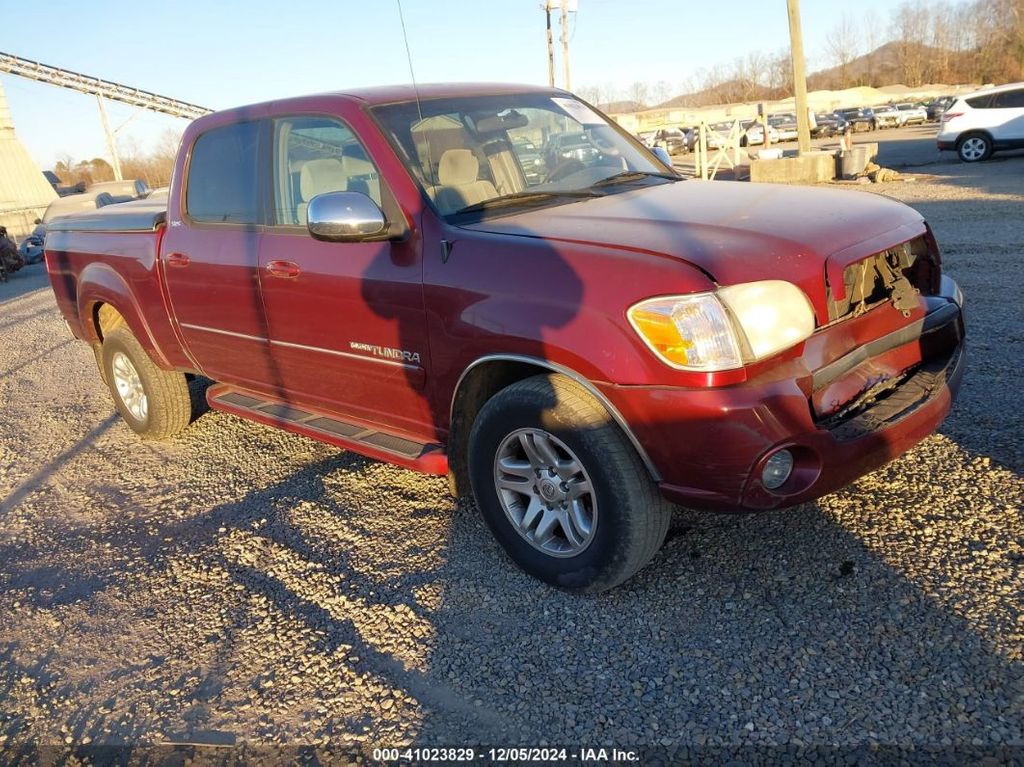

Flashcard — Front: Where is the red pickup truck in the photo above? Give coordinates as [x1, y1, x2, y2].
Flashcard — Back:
[45, 84, 965, 591]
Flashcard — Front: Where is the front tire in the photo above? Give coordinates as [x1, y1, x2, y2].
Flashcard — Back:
[101, 326, 192, 439]
[957, 133, 992, 162]
[468, 374, 671, 592]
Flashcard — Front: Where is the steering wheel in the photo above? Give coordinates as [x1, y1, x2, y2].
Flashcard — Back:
[544, 158, 587, 184]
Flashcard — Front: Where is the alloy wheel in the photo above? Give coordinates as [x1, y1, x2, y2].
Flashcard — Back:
[492, 428, 597, 557]
[111, 351, 148, 422]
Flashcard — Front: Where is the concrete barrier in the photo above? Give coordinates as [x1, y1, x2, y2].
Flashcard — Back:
[749, 150, 837, 184]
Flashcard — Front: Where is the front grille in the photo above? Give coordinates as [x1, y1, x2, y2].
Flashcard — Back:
[826, 236, 939, 322]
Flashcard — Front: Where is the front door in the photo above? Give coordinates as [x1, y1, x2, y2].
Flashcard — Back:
[257, 114, 433, 439]
[987, 87, 1024, 143]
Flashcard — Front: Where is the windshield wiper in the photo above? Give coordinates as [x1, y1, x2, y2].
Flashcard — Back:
[589, 170, 680, 188]
[453, 189, 604, 216]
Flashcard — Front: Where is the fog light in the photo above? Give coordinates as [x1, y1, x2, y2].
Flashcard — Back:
[762, 449, 794, 490]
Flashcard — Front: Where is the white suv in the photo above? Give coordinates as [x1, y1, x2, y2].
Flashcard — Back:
[937, 82, 1024, 162]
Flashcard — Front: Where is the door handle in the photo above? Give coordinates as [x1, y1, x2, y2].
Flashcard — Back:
[265, 260, 301, 278]
[166, 252, 190, 267]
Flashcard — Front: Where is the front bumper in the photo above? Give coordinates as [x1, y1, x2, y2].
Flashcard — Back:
[599, 280, 965, 511]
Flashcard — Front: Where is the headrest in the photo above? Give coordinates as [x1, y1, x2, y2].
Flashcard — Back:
[300, 158, 346, 200]
[342, 145, 375, 177]
[437, 149, 479, 186]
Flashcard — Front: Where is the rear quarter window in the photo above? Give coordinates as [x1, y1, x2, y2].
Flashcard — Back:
[966, 94, 994, 109]
[186, 121, 260, 224]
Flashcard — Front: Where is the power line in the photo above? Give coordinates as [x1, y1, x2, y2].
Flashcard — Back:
[0, 51, 211, 120]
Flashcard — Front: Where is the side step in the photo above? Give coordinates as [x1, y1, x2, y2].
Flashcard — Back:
[207, 384, 448, 475]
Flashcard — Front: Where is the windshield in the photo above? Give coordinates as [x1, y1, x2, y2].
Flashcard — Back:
[371, 92, 672, 217]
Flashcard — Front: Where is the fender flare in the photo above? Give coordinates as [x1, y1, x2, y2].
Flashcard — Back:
[450, 353, 660, 481]
[76, 261, 172, 368]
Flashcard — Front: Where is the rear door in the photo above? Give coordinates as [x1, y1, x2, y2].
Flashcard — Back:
[256, 113, 433, 439]
[161, 120, 277, 391]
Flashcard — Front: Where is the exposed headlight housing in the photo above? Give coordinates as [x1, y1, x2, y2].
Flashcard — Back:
[627, 280, 816, 372]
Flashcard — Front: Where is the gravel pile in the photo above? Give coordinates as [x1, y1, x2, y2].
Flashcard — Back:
[0, 159, 1020, 758]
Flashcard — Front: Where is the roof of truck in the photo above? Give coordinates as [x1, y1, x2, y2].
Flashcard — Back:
[334, 82, 561, 104]
[234, 83, 564, 112]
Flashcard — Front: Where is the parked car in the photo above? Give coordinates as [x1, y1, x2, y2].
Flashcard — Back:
[895, 103, 928, 125]
[926, 96, 955, 121]
[17, 230, 45, 265]
[511, 137, 546, 185]
[740, 121, 780, 146]
[706, 121, 741, 149]
[835, 107, 876, 132]
[680, 126, 699, 152]
[767, 114, 798, 142]
[872, 104, 903, 129]
[44, 84, 964, 592]
[543, 132, 601, 169]
[811, 113, 848, 138]
[40, 180, 148, 226]
[86, 179, 151, 198]
[650, 128, 688, 155]
[937, 81, 1024, 162]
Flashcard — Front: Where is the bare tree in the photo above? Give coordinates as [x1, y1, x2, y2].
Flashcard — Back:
[767, 48, 793, 97]
[891, 1, 930, 86]
[575, 85, 602, 106]
[628, 81, 649, 110]
[826, 13, 860, 89]
[860, 8, 885, 85]
[652, 80, 671, 107]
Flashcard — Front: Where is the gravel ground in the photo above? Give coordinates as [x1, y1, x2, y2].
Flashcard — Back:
[0, 158, 1021, 761]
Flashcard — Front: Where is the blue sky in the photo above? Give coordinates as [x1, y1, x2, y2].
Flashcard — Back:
[3, 0, 938, 169]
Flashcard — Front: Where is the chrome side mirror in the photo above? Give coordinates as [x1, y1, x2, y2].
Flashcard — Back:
[307, 191, 386, 242]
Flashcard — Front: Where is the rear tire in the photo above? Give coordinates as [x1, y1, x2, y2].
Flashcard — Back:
[468, 374, 671, 593]
[957, 132, 992, 162]
[101, 326, 192, 440]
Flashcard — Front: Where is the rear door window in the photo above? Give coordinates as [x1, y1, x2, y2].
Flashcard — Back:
[185, 121, 260, 224]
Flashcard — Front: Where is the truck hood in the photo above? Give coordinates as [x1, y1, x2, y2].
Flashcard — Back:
[461, 180, 926, 321]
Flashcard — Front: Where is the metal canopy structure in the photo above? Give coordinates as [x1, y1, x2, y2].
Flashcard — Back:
[0, 51, 212, 237]
[0, 51, 212, 120]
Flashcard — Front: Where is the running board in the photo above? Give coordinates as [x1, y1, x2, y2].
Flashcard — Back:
[206, 384, 447, 475]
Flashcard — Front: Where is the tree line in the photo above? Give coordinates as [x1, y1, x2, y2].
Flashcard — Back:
[577, 0, 1023, 110]
[52, 129, 180, 189]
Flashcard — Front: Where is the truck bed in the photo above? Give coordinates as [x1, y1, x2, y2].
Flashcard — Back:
[44, 200, 188, 371]
[46, 198, 167, 233]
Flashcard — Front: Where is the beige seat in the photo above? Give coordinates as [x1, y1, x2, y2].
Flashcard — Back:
[341, 145, 381, 206]
[296, 158, 347, 224]
[428, 149, 499, 214]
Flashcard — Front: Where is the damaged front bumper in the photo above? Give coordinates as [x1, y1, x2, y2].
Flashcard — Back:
[599, 276, 965, 511]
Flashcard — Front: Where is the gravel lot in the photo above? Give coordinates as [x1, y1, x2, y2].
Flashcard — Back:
[0, 157, 1021, 761]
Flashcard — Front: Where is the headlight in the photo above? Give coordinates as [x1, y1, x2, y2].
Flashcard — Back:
[627, 280, 815, 372]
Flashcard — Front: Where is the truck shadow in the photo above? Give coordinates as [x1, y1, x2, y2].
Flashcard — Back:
[0, 423, 1019, 755]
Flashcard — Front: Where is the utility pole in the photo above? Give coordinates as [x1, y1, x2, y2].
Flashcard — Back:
[560, 1, 572, 92]
[786, 0, 812, 154]
[544, 1, 555, 87]
[96, 95, 123, 181]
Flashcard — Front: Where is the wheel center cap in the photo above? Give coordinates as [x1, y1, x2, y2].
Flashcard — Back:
[539, 479, 559, 501]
